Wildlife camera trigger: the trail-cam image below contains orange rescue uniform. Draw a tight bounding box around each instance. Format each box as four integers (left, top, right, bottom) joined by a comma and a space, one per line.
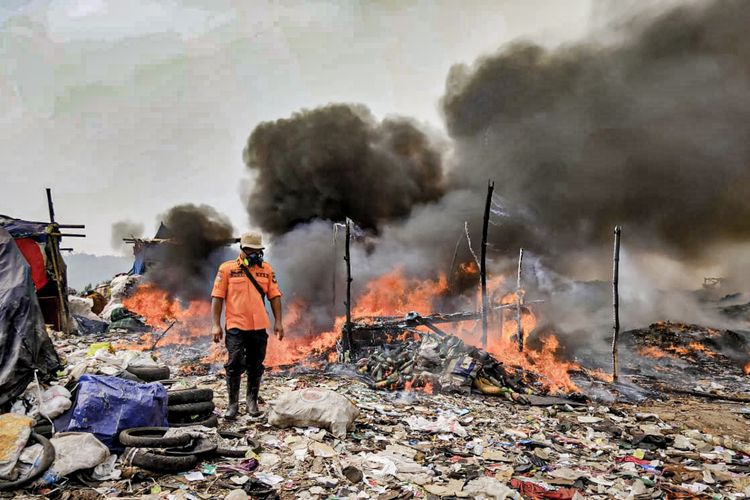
211, 257, 282, 331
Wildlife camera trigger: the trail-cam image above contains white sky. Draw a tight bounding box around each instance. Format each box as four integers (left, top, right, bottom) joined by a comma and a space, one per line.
0, 0, 596, 254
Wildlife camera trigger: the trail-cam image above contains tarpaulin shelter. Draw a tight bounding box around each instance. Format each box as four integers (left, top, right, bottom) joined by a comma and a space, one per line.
0, 214, 71, 331
0, 227, 61, 407
127, 222, 172, 275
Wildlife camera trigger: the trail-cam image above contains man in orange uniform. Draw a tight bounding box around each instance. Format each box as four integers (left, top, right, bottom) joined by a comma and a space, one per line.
211, 231, 283, 418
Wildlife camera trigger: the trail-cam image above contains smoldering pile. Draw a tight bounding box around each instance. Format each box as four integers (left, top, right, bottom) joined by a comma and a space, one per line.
353, 328, 567, 401
621, 321, 750, 395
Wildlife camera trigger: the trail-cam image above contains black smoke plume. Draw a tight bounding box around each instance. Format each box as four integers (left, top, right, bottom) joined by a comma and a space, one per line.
243, 104, 446, 235
442, 0, 750, 261
247, 0, 750, 338
147, 204, 234, 299
111, 220, 144, 255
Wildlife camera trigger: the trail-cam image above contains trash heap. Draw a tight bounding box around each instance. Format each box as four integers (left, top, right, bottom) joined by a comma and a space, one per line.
355, 331, 550, 402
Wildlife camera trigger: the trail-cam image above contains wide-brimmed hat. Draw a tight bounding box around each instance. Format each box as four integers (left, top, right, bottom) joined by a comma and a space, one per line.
240, 231, 264, 250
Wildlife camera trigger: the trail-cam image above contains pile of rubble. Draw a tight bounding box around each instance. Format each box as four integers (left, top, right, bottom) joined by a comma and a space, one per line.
5, 364, 750, 499
621, 321, 750, 397
353, 331, 547, 403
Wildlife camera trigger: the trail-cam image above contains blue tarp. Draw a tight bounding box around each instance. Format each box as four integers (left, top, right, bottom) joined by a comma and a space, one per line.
56, 375, 168, 450
0, 215, 49, 242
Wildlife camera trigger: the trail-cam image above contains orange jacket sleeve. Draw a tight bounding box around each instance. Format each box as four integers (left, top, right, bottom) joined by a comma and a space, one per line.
266, 265, 282, 300
211, 265, 228, 299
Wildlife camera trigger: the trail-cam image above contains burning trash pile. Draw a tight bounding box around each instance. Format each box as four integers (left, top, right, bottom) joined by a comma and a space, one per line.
354, 326, 549, 402
621, 321, 750, 397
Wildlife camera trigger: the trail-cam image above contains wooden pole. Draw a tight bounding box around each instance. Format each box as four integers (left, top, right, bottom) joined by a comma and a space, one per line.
45, 188, 56, 224
515, 248, 524, 351
343, 219, 353, 361
332, 224, 338, 315
45, 188, 68, 332
480, 180, 494, 350
611, 225, 622, 382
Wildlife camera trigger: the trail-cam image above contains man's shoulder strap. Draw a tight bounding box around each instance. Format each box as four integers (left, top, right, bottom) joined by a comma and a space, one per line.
239, 264, 266, 303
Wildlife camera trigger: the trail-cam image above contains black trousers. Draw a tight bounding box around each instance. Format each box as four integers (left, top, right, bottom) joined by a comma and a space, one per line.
224, 328, 268, 379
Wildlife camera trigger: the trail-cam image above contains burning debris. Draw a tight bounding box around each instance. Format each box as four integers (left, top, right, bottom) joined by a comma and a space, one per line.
621, 321, 750, 398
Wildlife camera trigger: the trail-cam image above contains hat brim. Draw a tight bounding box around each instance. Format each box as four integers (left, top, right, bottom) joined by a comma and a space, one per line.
241, 244, 265, 250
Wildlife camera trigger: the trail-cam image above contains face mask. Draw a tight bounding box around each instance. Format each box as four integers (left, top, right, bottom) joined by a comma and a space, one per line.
243, 249, 263, 267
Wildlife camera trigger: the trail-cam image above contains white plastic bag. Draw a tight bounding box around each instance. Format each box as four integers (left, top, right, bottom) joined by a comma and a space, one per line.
268, 388, 359, 438
39, 386, 72, 419
68, 296, 100, 321
39, 432, 110, 484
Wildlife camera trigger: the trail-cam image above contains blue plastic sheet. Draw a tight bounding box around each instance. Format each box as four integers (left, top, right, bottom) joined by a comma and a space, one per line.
57, 375, 168, 450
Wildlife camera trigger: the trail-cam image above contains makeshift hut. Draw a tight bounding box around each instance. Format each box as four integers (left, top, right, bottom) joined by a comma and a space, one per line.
0, 227, 61, 406
0, 214, 74, 332
126, 222, 172, 275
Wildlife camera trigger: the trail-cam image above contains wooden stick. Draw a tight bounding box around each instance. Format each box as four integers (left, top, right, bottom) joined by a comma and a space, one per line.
516, 248, 524, 351
343, 219, 353, 361
45, 188, 55, 224
611, 226, 622, 382
480, 180, 494, 350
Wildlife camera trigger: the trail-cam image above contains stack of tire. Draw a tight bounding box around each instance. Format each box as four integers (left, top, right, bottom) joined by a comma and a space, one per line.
124, 364, 171, 383
120, 428, 261, 473
167, 387, 217, 428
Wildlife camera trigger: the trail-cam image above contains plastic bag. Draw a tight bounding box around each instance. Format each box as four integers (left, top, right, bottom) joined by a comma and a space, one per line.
0, 413, 34, 479
56, 375, 168, 450
36, 432, 110, 486
267, 388, 359, 438
39, 385, 72, 419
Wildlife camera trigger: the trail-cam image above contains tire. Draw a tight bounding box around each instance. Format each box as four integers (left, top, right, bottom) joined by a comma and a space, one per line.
116, 369, 145, 383
126, 365, 170, 382
163, 442, 217, 457
33, 423, 53, 438
119, 427, 192, 448
124, 448, 198, 473
216, 432, 262, 458
168, 401, 215, 420
170, 415, 219, 428
168, 388, 214, 406
0, 433, 55, 491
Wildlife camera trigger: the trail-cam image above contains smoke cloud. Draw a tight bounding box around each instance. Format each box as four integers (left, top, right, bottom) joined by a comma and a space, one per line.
246, 0, 750, 340
147, 204, 234, 300
243, 104, 446, 235
442, 0, 750, 260
110, 220, 144, 254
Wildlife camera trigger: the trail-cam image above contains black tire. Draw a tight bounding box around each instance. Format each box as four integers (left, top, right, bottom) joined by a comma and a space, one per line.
216, 432, 262, 458
170, 415, 219, 428
168, 401, 215, 420
116, 369, 144, 383
125, 448, 198, 473
126, 365, 170, 382
33, 423, 53, 438
0, 433, 55, 491
119, 427, 192, 448
164, 442, 217, 457
168, 388, 214, 406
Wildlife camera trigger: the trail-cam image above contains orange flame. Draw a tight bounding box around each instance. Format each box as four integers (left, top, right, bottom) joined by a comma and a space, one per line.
121, 268, 579, 393
637, 346, 677, 359
744, 362, 750, 376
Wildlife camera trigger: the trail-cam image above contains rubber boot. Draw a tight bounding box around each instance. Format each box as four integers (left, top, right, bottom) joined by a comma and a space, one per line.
246, 375, 262, 417
224, 373, 241, 420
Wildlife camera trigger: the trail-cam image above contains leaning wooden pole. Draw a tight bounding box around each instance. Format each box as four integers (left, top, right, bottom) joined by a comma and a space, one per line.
45, 188, 67, 332
343, 219, 353, 361
515, 248, 524, 351
480, 181, 494, 350
611, 226, 622, 382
